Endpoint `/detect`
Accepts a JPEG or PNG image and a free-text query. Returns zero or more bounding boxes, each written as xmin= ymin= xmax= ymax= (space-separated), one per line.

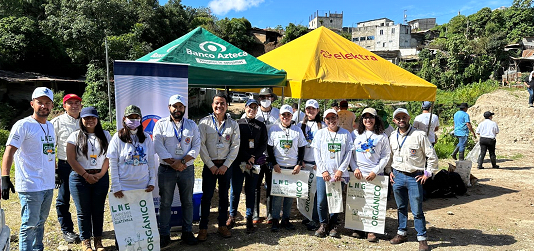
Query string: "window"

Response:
xmin=406 ymin=28 xmax=409 ymax=34
xmin=352 ymin=37 xmax=359 ymax=42
xmin=383 ymin=42 xmax=386 ymax=47
xmin=360 ymin=37 xmax=366 ymax=41
xmin=392 ymin=28 xmax=395 ymax=34
xmin=367 ymin=36 xmax=374 ymax=40
xmin=380 ymin=30 xmax=384 ymax=35
xmin=330 ymin=20 xmax=333 ymax=23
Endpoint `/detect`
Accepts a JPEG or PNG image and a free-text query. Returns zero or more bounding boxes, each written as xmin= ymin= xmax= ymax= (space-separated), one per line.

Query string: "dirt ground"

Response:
xmin=2 ymin=89 xmax=534 ymax=250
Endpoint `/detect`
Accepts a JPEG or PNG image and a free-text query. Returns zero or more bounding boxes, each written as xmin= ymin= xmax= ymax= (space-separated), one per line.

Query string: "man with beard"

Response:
xmin=153 ymin=94 xmax=201 ymax=247
xmin=2 ymin=87 xmax=56 ymax=251
xmin=51 ymin=93 xmax=82 ymax=244
xmin=388 ymin=108 xmax=437 ymax=251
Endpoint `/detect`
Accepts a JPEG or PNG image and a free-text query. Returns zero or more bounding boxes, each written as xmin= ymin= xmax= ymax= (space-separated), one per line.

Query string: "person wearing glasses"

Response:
xmin=350 ymin=108 xmax=391 ymax=242
xmin=267 ymin=104 xmax=307 ymax=232
xmin=311 ymin=109 xmax=353 ymax=238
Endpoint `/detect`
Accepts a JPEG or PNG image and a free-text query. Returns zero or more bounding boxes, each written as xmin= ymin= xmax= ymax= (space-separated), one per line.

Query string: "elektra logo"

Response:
xmin=320 ymin=50 xmax=378 ymax=61
xmin=199 ymin=41 xmax=226 ymax=53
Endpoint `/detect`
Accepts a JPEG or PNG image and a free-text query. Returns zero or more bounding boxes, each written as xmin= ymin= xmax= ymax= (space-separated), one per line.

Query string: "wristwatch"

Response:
xmin=181 ymin=159 xmax=186 ymax=164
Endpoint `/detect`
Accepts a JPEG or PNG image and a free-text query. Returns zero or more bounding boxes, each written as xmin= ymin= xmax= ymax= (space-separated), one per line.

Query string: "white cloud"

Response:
xmin=208 ymin=0 xmax=265 ymax=15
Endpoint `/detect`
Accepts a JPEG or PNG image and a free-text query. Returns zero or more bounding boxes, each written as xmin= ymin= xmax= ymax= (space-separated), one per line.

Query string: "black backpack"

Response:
xmin=448 ymin=171 xmax=467 ymax=195
xmin=424 ymin=170 xmax=454 ymax=198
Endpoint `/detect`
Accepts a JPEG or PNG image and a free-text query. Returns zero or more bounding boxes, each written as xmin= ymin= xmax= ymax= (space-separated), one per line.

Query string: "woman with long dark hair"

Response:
xmin=351 ymin=107 xmax=391 ymax=242
xmin=107 ymin=105 xmax=155 ymax=199
xmin=66 ymin=107 xmax=111 ymax=251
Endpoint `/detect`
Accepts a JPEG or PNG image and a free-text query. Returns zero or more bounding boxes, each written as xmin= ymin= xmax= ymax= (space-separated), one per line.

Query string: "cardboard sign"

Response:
xmin=109 ymin=189 xmax=160 ymax=251
xmin=271 ymin=169 xmax=309 ymax=199
xmin=297 ymin=170 xmax=317 ymax=220
xmin=345 ymin=175 xmax=389 ymax=234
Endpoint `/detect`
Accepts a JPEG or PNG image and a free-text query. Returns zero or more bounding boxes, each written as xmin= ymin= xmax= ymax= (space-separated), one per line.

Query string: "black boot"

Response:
xmin=246 ymin=216 xmax=256 ymax=234
xmin=451 ymin=147 xmax=459 ymax=160
xmin=490 ymin=156 xmax=499 ymax=168
xmin=459 ymin=151 xmax=465 ymax=161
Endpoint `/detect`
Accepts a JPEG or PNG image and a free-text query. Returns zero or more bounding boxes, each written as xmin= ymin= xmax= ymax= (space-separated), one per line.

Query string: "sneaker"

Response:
xmin=63 ymin=231 xmax=80 ymax=244
xmin=82 ymin=239 xmax=92 ymax=251
xmin=477 ymin=166 xmax=484 ymax=169
xmin=328 ymin=225 xmax=339 ymax=238
xmin=93 ymin=236 xmax=105 ymax=251
xmin=419 ymin=240 xmax=430 ymax=251
xmin=280 ymin=219 xmax=296 ymax=230
xmin=197 ymin=229 xmax=208 ymax=241
xmin=160 ymin=235 xmax=171 ymax=248
xmin=246 ymin=217 xmax=256 ymax=234
xmin=271 ymin=219 xmax=280 ymax=232
xmin=492 ymin=165 xmax=500 ymax=169
xmin=306 ymin=221 xmax=319 ymax=231
xmin=182 ymin=232 xmax=198 ymax=245
xmin=367 ymin=232 xmax=378 ymax=243
xmin=226 ymin=216 xmax=235 ymax=229
xmin=351 ymin=230 xmax=365 ymax=239
xmin=314 ymin=223 xmax=327 ymax=238
xmin=390 ymin=234 xmax=407 ymax=244
xmin=218 ymin=226 xmax=232 ymax=238
xmin=253 ymin=218 xmax=263 ymax=224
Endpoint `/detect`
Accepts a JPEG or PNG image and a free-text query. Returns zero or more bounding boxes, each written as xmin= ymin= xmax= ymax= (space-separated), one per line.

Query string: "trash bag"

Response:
xmin=466 ymin=141 xmax=480 ymax=163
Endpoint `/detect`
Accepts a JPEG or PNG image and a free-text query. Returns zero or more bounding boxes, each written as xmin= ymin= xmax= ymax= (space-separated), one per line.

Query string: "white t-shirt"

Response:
xmin=106 ymin=132 xmax=156 ymax=192
xmin=413 ymin=113 xmax=439 ymax=144
xmin=297 ymin=120 xmax=326 ymax=163
xmin=67 ymin=130 xmax=111 ymax=170
xmin=311 ymin=127 xmax=353 ymax=178
xmin=352 ymin=130 xmax=391 ymax=176
xmin=476 ymin=119 xmax=499 ymax=139
xmin=268 ymin=124 xmax=307 ymax=167
xmin=6 ymin=117 xmax=56 ymax=192
xmin=292 ymin=111 xmax=305 ymax=123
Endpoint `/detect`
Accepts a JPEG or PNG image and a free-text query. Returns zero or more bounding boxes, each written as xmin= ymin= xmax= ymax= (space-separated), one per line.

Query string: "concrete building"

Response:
xmin=309 ymin=10 xmax=343 ymax=31
xmin=408 ymin=18 xmax=436 ymax=31
xmin=352 ymin=18 xmax=417 ymax=53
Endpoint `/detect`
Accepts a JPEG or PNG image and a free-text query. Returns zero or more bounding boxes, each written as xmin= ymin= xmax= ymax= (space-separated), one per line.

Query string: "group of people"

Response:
xmin=2 ymin=86 xmax=445 ymax=251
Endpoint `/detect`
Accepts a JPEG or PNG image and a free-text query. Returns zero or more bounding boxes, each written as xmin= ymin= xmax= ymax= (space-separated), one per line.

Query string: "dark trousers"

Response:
xmin=69 ymin=171 xmax=109 ymax=240
xmin=528 ymin=88 xmax=534 ymax=105
xmin=478 ymin=137 xmax=497 ymax=168
xmin=200 ymin=163 xmax=232 ymax=229
xmin=56 ymin=160 xmax=74 ymax=233
xmin=253 ymin=163 xmax=272 ymax=220
xmin=229 ymin=162 xmax=259 ymax=218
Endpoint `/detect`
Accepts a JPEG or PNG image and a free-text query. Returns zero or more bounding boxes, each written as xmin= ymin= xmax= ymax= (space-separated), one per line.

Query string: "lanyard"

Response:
xmin=34 ymin=118 xmax=50 ymax=143
xmin=328 ymin=127 xmax=339 ymax=143
xmin=211 ymin=114 xmax=226 ymax=137
xmin=88 ymin=134 xmax=96 ymax=153
xmin=246 ymin=118 xmax=255 ymax=138
xmin=306 ymin=121 xmax=316 ymax=140
xmin=172 ymin=119 xmax=184 ymax=143
xmin=396 ymin=127 xmax=412 ymax=151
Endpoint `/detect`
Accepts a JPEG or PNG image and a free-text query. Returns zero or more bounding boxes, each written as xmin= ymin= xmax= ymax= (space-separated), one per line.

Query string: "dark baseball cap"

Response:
xmin=246 ymin=99 xmax=259 ymax=107
xmin=80 ymin=106 xmax=99 ymax=118
xmin=483 ymin=111 xmax=494 ymax=118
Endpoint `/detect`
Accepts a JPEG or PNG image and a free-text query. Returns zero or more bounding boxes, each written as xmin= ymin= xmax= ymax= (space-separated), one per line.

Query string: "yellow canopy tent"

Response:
xmin=256 ymin=26 xmax=436 ymax=101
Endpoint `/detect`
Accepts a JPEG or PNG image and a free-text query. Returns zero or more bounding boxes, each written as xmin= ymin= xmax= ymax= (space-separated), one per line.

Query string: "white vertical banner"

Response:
xmin=113 ymin=61 xmax=189 ymax=137
xmin=297 ymin=170 xmax=317 ymax=221
xmin=345 ymin=175 xmax=389 ymax=234
xmin=271 ymin=169 xmax=309 ymax=199
xmin=109 ymin=189 xmax=160 ymax=251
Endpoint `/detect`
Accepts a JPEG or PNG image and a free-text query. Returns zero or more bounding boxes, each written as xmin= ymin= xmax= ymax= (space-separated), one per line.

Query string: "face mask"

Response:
xmin=260 ymin=99 xmax=271 ymax=108
xmin=125 ymin=118 xmax=141 ymax=129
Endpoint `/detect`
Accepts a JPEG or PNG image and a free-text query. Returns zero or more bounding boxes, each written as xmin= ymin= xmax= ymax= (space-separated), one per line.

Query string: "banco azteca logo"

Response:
xmin=199 ymin=41 xmax=227 ymax=53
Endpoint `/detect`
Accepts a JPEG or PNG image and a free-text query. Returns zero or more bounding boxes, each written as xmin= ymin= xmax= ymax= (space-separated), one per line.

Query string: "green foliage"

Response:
xmin=0 ymin=129 xmax=9 ymax=146
xmin=101 ymin=121 xmax=117 ymax=136
xmin=214 ymin=18 xmax=256 ymax=53
xmin=52 ymin=89 xmax=65 ymax=113
xmin=281 ymin=23 xmax=309 ymax=44
xmin=82 ymin=64 xmax=114 ymax=121
xmin=0 ymin=102 xmax=15 ymax=129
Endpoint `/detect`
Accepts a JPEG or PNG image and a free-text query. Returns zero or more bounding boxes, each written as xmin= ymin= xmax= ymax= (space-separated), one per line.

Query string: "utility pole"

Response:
xmin=105 ymin=35 xmax=112 ymax=124
xmin=403 ymin=10 xmax=407 ymax=24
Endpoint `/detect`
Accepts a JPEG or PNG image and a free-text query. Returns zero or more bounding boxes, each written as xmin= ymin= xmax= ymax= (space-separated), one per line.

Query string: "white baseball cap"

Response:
xmin=32 ymin=87 xmax=54 ymax=101
xmin=323 ymin=109 xmax=337 ymax=118
xmin=279 ymin=104 xmax=293 ymax=115
xmin=305 ymin=99 xmax=319 ymax=109
xmin=168 ymin=94 xmax=187 ymax=106
xmin=393 ymin=108 xmax=409 ymax=118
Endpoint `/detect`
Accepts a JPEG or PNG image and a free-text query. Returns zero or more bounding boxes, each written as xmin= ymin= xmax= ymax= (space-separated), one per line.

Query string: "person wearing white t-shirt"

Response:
xmin=311 ymin=109 xmax=353 ymax=238
xmin=297 ymin=99 xmax=324 ymax=231
xmin=66 ymin=107 xmax=111 ymax=251
xmin=106 ymin=105 xmax=156 ymax=197
xmin=350 ymin=108 xmax=391 ymax=242
xmin=2 ymin=87 xmax=56 ymax=251
xmin=476 ymin=111 xmax=500 ymax=169
xmin=267 ymin=104 xmax=307 ymax=232
xmin=413 ymin=101 xmax=440 ymax=145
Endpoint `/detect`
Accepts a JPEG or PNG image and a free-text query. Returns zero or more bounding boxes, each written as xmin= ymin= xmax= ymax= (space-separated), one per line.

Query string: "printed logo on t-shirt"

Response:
xmin=185 ymin=137 xmax=191 ymax=144
xmin=279 ymin=140 xmax=293 ymax=149
xmin=356 ymin=138 xmax=377 ymax=154
xmin=43 ymin=143 xmax=55 ymax=155
xmin=125 ymin=145 xmax=148 ymax=166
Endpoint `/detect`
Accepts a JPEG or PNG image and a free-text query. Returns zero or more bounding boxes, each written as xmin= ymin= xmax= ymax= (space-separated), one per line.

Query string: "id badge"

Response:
xmin=48 ymin=152 xmax=54 ymax=161
xmin=175 ymin=146 xmax=184 ymax=155
xmin=330 ymin=151 xmax=336 ymax=159
xmin=249 ymin=139 xmax=254 ymax=149
xmin=216 ymin=142 xmax=224 ymax=149
xmin=394 ymin=156 xmax=403 ymax=162
xmin=90 ymin=155 xmax=98 ymax=166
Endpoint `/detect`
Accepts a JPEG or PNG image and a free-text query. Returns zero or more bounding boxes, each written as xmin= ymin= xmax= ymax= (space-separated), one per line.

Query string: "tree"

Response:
xmin=82 ymin=64 xmax=113 ymax=121
xmin=215 ymin=17 xmax=256 ymax=52
xmin=280 ymin=23 xmax=308 ymax=44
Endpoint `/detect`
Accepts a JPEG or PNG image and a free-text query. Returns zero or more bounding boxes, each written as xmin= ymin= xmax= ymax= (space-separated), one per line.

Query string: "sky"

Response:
xmin=159 ymin=0 xmax=512 ymax=29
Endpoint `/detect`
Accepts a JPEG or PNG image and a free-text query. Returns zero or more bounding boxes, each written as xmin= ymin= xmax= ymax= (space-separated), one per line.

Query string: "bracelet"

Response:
xmin=82 ymin=172 xmax=87 ymax=178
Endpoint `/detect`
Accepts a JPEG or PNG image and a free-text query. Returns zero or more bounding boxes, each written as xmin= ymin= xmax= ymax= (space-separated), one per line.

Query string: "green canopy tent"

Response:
xmin=137 ymin=27 xmax=286 ymax=88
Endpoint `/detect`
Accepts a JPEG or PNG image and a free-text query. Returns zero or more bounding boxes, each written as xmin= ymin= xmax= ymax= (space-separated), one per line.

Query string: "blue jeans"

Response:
xmin=19 ymin=189 xmax=54 ymax=251
xmin=316 ymin=177 xmax=344 ymax=224
xmin=454 ymin=135 xmax=468 ymax=153
xmin=230 ymin=162 xmax=259 ymax=217
xmin=528 ymin=88 xmax=534 ymax=105
xmin=200 ymin=164 xmax=232 ymax=229
xmin=392 ymin=169 xmax=427 ymax=241
xmin=158 ymin=164 xmax=195 ymax=234
xmin=70 ymin=171 xmax=109 ymax=240
xmin=56 ymin=160 xmax=75 ymax=233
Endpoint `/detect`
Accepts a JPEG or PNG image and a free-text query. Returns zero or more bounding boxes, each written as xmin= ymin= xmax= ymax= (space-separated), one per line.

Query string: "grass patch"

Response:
xmin=497 ymin=153 xmax=524 ymax=160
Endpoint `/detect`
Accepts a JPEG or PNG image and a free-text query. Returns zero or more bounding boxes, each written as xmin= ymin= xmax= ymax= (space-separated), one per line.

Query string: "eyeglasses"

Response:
xmin=325 ymin=116 xmax=337 ymax=121
xmin=281 ymin=113 xmax=292 ymax=117
xmin=362 ymin=116 xmax=375 ymax=120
